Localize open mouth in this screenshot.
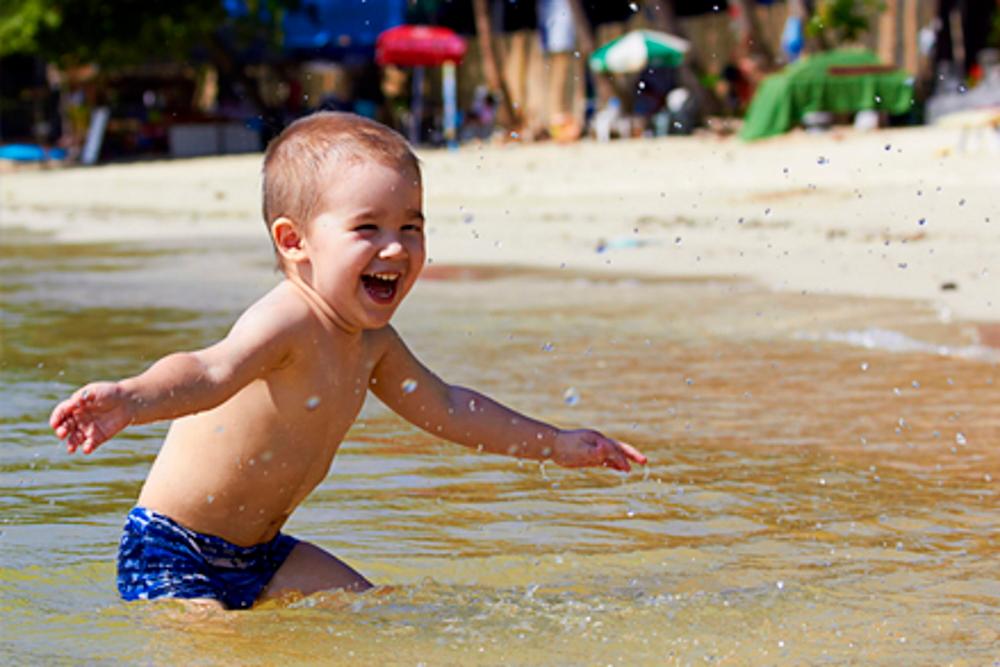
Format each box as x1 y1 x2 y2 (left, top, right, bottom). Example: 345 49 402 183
361 272 400 304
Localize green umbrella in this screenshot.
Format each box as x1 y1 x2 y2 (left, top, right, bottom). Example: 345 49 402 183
589 30 689 74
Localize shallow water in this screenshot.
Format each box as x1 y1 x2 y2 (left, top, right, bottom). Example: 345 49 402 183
1 230 998 665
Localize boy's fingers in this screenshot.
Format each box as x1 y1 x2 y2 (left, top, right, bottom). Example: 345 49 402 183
67 430 84 451
50 400 74 428
619 442 647 465
600 439 630 472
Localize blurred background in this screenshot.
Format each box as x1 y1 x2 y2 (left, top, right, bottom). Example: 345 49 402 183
1 0 998 163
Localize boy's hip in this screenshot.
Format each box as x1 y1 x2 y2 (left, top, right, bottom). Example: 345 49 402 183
116 506 298 609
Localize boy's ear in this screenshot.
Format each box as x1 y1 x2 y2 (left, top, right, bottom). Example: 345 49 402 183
271 217 308 264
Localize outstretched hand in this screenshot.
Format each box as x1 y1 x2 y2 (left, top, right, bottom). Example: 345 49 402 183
551 429 647 473
50 382 133 454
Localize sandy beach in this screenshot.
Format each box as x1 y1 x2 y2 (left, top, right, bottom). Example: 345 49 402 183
3 125 998 328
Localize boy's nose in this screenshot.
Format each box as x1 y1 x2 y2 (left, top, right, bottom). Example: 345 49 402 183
379 240 406 259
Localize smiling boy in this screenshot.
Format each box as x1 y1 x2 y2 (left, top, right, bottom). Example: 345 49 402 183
49 112 646 610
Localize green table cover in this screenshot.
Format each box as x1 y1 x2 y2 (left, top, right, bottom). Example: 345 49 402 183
740 49 914 141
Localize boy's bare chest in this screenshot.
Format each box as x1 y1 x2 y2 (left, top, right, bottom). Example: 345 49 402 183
270 337 375 428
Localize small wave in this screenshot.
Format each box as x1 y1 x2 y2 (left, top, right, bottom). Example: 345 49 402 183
796 327 1000 361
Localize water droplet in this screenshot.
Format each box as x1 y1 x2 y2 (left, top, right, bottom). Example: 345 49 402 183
918 217 926 226
541 342 555 352
884 144 891 151
958 198 966 206
206 494 215 504
684 377 694 386
955 432 967 445
510 131 519 139
563 387 580 406
817 156 829 165
463 213 474 224
764 207 772 216
860 361 869 371
776 580 784 590
401 378 418 394
874 94 882 103
637 80 646 90
305 396 321 410
260 450 273 462
674 236 682 245
628 1 638 10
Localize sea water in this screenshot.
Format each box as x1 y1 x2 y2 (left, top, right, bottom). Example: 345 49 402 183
1 230 997 665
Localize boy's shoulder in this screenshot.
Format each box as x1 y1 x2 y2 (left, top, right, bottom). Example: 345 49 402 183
230 281 318 343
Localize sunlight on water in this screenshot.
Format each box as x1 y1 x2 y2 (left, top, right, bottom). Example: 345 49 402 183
1 232 997 664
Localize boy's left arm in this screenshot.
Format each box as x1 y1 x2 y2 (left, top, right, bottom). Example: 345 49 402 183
370 327 646 472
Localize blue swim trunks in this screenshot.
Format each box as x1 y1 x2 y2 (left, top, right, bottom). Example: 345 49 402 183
117 506 298 610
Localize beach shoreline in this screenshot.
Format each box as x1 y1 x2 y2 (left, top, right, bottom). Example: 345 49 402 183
3 125 998 334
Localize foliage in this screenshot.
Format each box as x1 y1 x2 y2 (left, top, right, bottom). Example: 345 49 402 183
806 0 884 46
0 0 295 68
0 0 60 55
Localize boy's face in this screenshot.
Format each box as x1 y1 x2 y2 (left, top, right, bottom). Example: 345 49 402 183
296 159 425 331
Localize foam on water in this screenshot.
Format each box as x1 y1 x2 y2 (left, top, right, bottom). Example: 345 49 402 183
796 326 1000 361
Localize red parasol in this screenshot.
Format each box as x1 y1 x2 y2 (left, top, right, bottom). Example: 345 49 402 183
376 25 467 67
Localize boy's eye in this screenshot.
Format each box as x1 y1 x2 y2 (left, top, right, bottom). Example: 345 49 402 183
402 224 424 233
353 224 378 233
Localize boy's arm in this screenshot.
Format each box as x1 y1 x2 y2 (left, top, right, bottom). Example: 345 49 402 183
369 327 646 472
50 297 299 454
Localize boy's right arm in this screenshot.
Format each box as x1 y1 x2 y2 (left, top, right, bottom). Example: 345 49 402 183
50 296 299 454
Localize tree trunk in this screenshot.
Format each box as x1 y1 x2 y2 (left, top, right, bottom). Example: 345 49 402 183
878 0 899 66
471 0 518 130
207 31 282 139
565 0 619 106
730 0 776 68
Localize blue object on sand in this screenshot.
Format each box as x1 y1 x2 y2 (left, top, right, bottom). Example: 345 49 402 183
0 144 68 162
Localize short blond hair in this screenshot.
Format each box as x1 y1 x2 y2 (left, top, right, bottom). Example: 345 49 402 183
262 112 420 233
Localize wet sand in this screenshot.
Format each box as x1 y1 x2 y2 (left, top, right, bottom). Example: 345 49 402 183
2 125 997 331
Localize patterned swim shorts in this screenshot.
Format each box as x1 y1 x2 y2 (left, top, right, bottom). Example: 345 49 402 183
116 506 298 610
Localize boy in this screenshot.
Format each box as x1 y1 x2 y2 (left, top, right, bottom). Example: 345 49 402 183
49 112 647 610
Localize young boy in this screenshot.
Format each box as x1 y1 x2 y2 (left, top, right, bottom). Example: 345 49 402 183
49 112 647 611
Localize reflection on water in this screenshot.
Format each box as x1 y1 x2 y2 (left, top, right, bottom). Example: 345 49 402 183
1 233 997 664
